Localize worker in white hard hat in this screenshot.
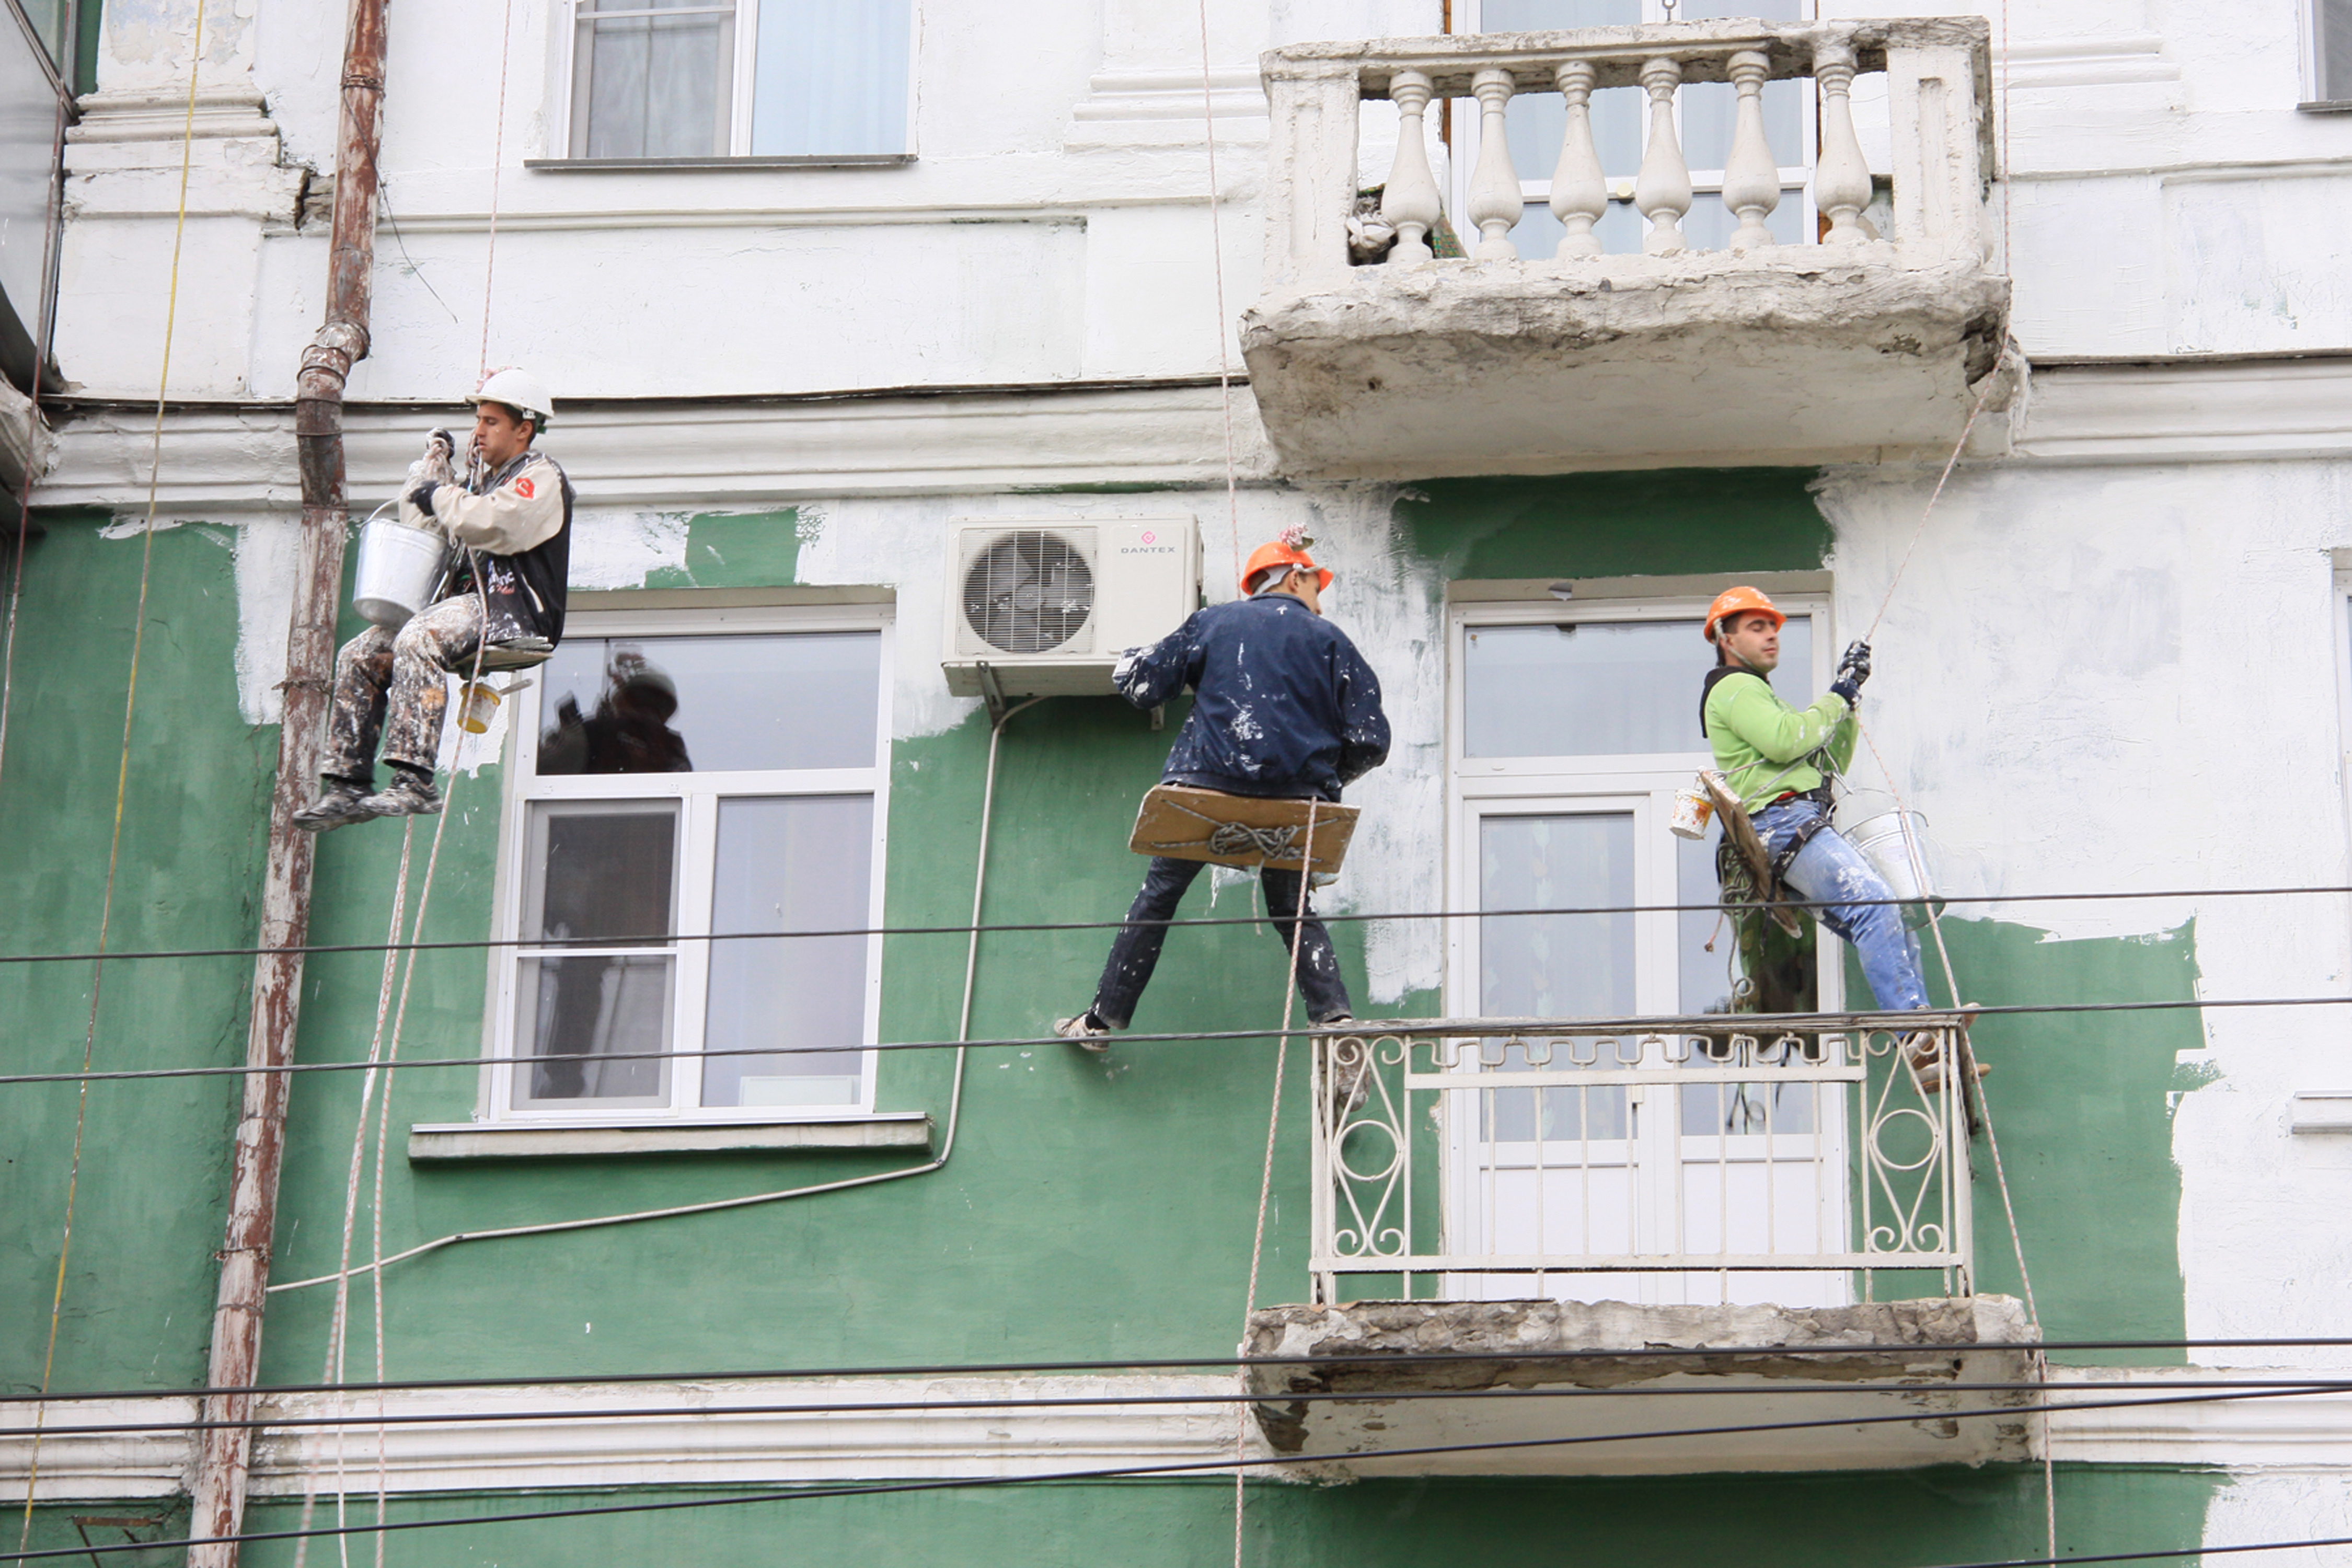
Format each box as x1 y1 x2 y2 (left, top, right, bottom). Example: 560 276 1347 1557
295 367 574 831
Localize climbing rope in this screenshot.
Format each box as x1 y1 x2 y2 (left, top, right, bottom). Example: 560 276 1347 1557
1196 0 1243 592
1232 799 1318 1568
14 4 205 1549
1852 712 2054 1558
477 0 516 379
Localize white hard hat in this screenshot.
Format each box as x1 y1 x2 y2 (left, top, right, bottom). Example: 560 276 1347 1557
467 366 553 426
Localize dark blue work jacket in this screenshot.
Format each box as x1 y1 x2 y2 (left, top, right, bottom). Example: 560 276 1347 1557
1113 593 1390 803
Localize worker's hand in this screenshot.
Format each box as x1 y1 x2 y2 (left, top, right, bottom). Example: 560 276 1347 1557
405 479 445 517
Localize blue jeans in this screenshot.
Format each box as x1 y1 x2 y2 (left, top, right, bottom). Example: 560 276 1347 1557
1751 800 1930 1013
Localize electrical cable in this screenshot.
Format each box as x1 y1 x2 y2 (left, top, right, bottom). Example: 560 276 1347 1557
0 989 2338 1097
30 1334 2352 1410
1 880 2343 970
12 1375 2352 1444
14 5 205 1550
0 1384 2328 1563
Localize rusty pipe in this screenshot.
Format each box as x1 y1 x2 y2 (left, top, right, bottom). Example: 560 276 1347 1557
185 0 388 1560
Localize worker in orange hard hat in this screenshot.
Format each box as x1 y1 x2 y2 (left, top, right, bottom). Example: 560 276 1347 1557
1055 528 1389 1057
1700 587 1980 1094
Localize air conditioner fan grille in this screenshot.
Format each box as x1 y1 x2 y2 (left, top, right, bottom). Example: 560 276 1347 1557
962 530 1094 655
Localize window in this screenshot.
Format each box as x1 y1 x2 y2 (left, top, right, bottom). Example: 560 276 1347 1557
488 609 891 1121
1450 0 1818 258
1446 591 1843 1306
2309 0 2352 106
563 0 913 160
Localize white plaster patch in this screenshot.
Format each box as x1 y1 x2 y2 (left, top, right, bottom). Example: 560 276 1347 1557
567 510 690 589
230 515 300 725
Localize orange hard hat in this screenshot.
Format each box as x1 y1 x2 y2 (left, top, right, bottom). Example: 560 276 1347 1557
1703 585 1785 643
1241 540 1333 597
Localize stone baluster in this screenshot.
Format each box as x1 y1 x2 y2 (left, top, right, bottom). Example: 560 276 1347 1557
1549 59 1607 259
1466 67 1524 260
1380 70 1442 265
1813 43 1873 244
1634 56 1691 255
1721 50 1781 250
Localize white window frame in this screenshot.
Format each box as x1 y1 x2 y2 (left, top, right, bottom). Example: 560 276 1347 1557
478 603 894 1126
554 0 919 160
1447 0 1821 256
1444 592 1847 1306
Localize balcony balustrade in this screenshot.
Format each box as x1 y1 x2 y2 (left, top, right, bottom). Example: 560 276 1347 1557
1243 19 2015 479
1238 1012 2038 1477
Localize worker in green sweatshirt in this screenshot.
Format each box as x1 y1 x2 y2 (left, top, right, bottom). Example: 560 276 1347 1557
1700 586 1979 1092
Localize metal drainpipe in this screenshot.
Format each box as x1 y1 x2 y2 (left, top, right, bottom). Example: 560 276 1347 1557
185 0 388 1559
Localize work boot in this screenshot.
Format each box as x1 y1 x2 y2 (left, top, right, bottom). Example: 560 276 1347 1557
1903 1032 1990 1097
1054 1011 1112 1054
292 778 373 834
361 767 442 821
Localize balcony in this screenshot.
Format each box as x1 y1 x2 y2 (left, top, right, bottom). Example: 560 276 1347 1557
1242 19 2013 480
1244 1012 2040 1476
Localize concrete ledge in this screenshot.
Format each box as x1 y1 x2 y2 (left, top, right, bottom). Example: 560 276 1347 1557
1243 1295 2038 1476
408 1114 933 1162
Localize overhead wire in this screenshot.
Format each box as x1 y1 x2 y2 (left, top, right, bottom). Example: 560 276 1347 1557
14 2 205 1549
13 1375 2352 1444
31 1333 2352 1411
0 1383 2333 1563
0 877 2336 970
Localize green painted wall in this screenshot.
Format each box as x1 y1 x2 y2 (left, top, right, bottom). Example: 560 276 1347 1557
15 1465 2222 1566
0 474 2219 1563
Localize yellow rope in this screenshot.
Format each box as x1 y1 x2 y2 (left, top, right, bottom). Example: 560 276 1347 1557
15 2 205 1548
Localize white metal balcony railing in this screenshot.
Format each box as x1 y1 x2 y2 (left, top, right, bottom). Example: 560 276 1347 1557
1307 1012 1976 1305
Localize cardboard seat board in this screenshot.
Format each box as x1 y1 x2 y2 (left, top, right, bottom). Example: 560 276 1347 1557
1127 783 1360 873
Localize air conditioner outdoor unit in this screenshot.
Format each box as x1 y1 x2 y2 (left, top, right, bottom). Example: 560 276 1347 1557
941 518 1201 698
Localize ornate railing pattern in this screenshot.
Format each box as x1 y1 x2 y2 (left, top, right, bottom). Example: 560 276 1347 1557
1260 18 1993 288
1307 1012 1976 1305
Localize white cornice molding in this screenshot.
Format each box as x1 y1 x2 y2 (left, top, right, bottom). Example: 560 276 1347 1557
2017 356 2352 464
6 1367 2351 1503
34 382 1279 513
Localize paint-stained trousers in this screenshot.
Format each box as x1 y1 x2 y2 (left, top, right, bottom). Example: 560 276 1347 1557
1090 855 1352 1029
1753 799 1931 1012
322 594 483 782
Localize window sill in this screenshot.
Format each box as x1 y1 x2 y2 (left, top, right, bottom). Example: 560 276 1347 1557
407 1113 932 1162
2297 101 2352 113
523 154 915 172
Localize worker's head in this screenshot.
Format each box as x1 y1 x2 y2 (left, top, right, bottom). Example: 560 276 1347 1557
1703 586 1786 673
1241 538 1334 614
465 367 555 468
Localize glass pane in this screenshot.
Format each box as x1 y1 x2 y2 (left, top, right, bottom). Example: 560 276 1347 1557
702 795 873 1108
1478 813 1634 1141
1480 0 1641 28
1505 84 1643 184
1465 616 1812 758
1509 196 1643 260
538 632 881 775
1678 831 1734 1017
581 5 729 159
526 803 679 943
752 0 912 156
2326 0 2352 101
515 803 678 1105
1679 76 1802 174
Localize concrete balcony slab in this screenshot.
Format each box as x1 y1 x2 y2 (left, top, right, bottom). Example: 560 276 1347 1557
1242 1294 2039 1477
1240 250 2013 480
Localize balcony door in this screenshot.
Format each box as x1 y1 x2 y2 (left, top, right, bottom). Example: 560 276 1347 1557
1445 596 1845 1306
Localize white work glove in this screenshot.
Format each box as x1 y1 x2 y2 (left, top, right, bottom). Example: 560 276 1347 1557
401 429 459 534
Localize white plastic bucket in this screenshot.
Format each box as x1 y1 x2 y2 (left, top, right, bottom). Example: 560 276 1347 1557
1668 784 1715 840
351 515 451 629
1834 793 1939 908
456 681 501 734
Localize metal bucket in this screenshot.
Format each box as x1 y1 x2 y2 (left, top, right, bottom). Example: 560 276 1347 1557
1833 792 1941 911
351 514 451 629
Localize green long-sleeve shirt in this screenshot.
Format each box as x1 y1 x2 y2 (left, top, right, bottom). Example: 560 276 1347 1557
1703 670 1855 813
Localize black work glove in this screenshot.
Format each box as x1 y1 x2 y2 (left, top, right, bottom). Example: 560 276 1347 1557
406 480 444 514
1829 640 1871 705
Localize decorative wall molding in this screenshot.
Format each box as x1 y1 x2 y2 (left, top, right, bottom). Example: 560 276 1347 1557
6 1367 2350 1503
1994 36 2179 91
34 379 1278 514
407 1114 935 1162
2016 356 2352 464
